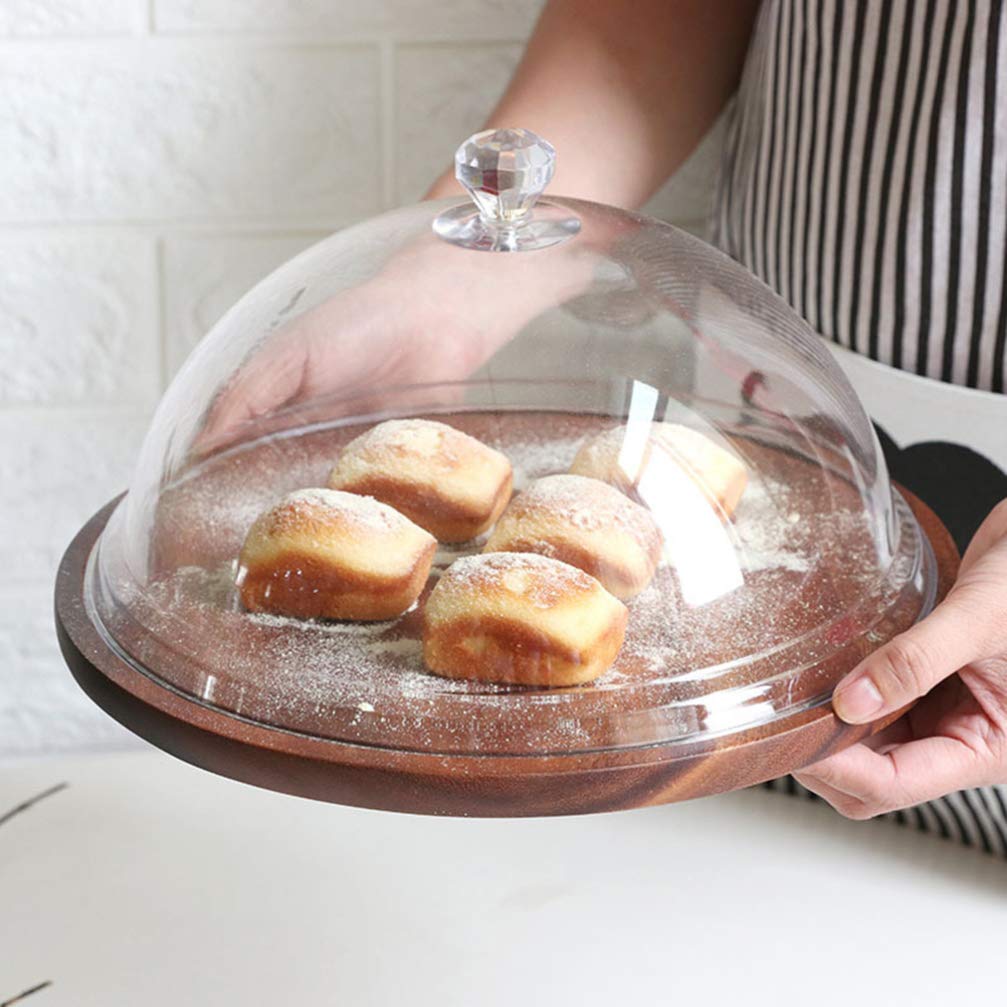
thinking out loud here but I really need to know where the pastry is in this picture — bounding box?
[422,552,627,686]
[238,488,436,620]
[328,418,513,543]
[484,474,662,599]
[569,422,748,517]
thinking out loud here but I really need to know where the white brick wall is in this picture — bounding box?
[1,234,159,405]
[0,0,725,760]
[0,1,144,36]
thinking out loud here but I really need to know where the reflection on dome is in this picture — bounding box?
[638,445,744,607]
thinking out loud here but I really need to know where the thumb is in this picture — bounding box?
[832,590,988,724]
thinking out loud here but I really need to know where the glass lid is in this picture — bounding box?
[86,128,937,758]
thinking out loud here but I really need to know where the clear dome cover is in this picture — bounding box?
[85,130,936,766]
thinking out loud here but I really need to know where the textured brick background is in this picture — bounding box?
[0,0,724,759]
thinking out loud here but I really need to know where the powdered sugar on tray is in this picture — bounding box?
[730,479,811,573]
[247,609,405,635]
[506,430,585,491]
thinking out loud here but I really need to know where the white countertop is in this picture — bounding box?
[1,750,1005,1006]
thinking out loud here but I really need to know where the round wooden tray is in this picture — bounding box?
[54,483,959,818]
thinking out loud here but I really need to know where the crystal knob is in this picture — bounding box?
[433,128,580,252]
[455,128,555,225]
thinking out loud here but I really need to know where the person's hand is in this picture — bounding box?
[196,225,597,456]
[795,499,1007,818]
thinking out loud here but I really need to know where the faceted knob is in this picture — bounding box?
[434,127,578,251]
[455,128,556,225]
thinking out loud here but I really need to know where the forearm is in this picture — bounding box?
[427,0,760,208]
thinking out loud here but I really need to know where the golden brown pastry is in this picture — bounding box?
[484,474,662,600]
[423,552,627,687]
[328,419,513,543]
[569,422,748,518]
[238,488,436,621]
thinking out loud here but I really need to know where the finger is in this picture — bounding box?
[832,593,992,725]
[860,713,915,753]
[958,497,1007,574]
[795,741,884,804]
[796,735,982,818]
[791,770,872,818]
[194,338,309,455]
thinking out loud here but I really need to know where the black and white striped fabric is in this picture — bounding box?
[712,0,1007,855]
[763,775,1007,856]
[713,0,1007,392]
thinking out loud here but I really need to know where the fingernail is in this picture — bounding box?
[833,675,883,724]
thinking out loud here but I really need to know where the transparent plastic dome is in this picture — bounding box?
[85,129,936,765]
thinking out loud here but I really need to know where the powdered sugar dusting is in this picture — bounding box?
[278,487,410,532]
[731,479,810,573]
[506,430,584,491]
[333,419,465,480]
[506,473,657,540]
[438,551,598,608]
[349,418,457,456]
